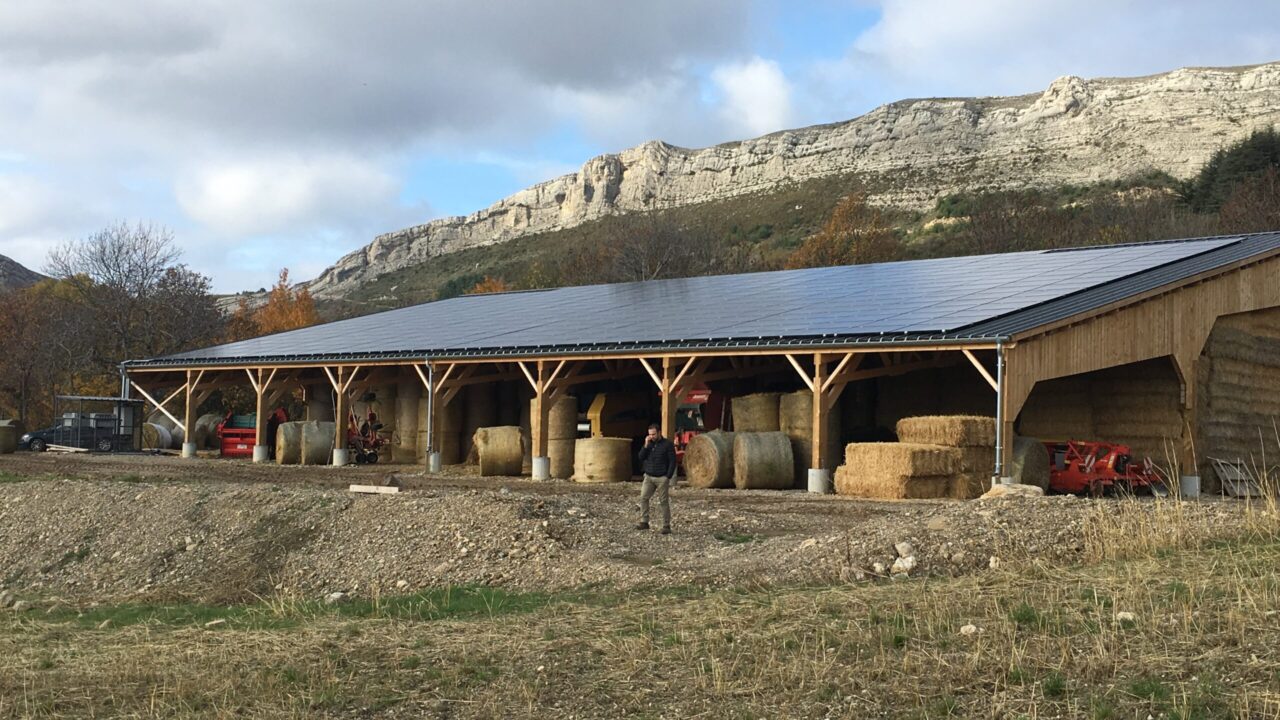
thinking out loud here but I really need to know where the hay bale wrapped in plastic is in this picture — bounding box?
[732,393,781,432]
[733,432,794,490]
[572,437,632,483]
[895,416,996,448]
[300,421,336,465]
[1008,436,1050,490]
[843,442,960,477]
[0,426,16,454]
[142,422,171,451]
[474,426,525,476]
[684,430,735,488]
[274,421,303,465]
[834,465,950,499]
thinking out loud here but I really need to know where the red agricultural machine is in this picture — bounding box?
[1042,439,1167,496]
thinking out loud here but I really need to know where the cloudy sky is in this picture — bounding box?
[3,0,1279,292]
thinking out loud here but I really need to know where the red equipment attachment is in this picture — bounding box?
[347,409,388,464]
[1043,440,1165,496]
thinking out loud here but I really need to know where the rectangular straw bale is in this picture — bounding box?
[956,446,996,474]
[894,416,996,447]
[949,473,989,500]
[843,442,960,477]
[834,466,950,499]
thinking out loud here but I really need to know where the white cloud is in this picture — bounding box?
[175,155,400,236]
[711,57,795,139]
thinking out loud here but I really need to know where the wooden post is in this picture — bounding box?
[660,357,677,439]
[334,366,347,462]
[811,353,829,470]
[253,368,267,447]
[181,369,204,458]
[532,360,551,459]
[1172,351,1199,478]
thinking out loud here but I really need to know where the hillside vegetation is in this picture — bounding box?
[320,129,1280,320]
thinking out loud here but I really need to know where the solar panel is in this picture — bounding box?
[131,234,1267,366]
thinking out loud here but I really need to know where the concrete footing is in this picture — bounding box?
[532,456,550,481]
[807,468,831,494]
[181,442,197,459]
[427,451,442,473]
[332,448,349,466]
[252,445,270,463]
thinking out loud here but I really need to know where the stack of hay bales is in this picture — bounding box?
[300,421,336,465]
[1091,362,1181,467]
[394,380,421,464]
[779,391,842,488]
[546,395,577,479]
[835,443,958,499]
[572,437,632,483]
[473,426,525,476]
[731,392,781,432]
[896,416,996,499]
[146,411,184,449]
[422,396,463,465]
[462,384,498,464]
[684,430,735,488]
[0,421,16,454]
[733,432,794,489]
[1198,309,1280,489]
[306,390,335,422]
[275,421,304,465]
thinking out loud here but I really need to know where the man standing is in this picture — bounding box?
[637,423,677,534]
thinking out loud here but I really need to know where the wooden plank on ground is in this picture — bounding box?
[348,484,401,495]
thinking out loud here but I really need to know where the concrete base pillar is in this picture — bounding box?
[332,448,349,466]
[807,468,831,494]
[252,445,270,463]
[427,451,442,473]
[531,456,550,481]
[181,442,198,459]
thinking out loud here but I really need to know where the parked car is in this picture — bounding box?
[20,417,121,452]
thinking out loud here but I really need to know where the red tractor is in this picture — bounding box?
[1043,440,1167,496]
[348,408,389,464]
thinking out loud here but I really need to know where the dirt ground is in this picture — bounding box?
[0,451,1253,605]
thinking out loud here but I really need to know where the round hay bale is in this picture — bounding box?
[193,413,224,450]
[275,422,303,465]
[474,426,524,476]
[395,383,420,457]
[169,424,185,449]
[300,421,336,465]
[895,416,996,447]
[0,426,16,454]
[572,437,632,483]
[684,430,734,488]
[732,393,781,432]
[732,432,794,490]
[549,438,575,479]
[1008,436,1050,490]
[142,422,171,450]
[147,411,176,432]
[547,395,577,440]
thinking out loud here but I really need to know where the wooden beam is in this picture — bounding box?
[432,363,457,394]
[660,357,677,439]
[517,361,536,390]
[413,363,431,389]
[821,352,863,394]
[812,353,829,471]
[963,348,998,392]
[130,381,185,433]
[638,357,662,390]
[786,353,814,392]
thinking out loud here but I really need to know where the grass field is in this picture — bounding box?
[3,493,1279,719]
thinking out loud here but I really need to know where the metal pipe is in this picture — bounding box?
[119,367,130,399]
[993,340,1006,483]
[426,361,435,454]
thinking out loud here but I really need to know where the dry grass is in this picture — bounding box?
[3,534,1279,718]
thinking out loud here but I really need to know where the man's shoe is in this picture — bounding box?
[635,522,650,531]
[660,527,672,535]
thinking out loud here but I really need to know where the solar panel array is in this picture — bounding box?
[135,235,1252,366]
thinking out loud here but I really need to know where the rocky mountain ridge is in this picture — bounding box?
[0,254,43,292]
[308,62,1280,299]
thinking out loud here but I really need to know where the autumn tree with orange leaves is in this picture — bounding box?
[785,192,901,269]
[466,276,512,294]
[226,269,319,341]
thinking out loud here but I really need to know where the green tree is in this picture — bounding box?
[1181,128,1280,213]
